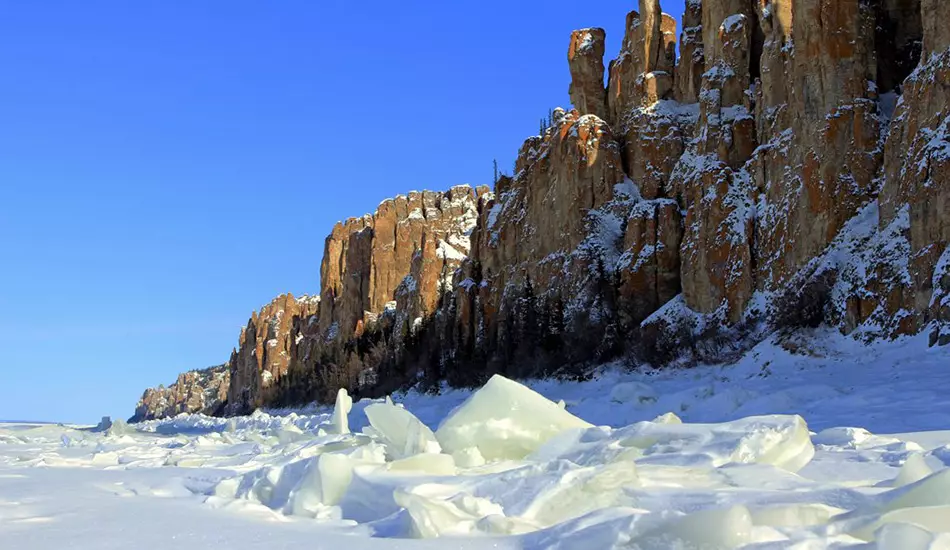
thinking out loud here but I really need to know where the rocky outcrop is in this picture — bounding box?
[675,0,704,104]
[877,0,950,342]
[225,294,320,414]
[607,2,677,125]
[131,365,229,421]
[135,0,949,419]
[569,28,609,120]
[314,187,483,343]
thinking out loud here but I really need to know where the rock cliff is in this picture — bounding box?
[130,364,229,421]
[134,0,948,419]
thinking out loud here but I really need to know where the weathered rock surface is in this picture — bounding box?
[131,365,229,421]
[674,0,704,104]
[568,28,609,120]
[315,187,482,343]
[877,0,950,341]
[607,2,678,126]
[226,294,320,415]
[135,0,950,419]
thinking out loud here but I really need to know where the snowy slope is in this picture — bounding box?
[2,332,950,549]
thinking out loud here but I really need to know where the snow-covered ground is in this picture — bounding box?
[3,330,950,549]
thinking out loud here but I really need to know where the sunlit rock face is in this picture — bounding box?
[135,0,950,419]
[225,294,321,415]
[132,364,230,421]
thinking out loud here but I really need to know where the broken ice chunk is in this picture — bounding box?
[364,402,441,459]
[331,388,353,435]
[435,375,593,461]
[894,454,934,488]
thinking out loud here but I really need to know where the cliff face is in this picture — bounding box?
[134,0,948,419]
[131,365,229,421]
[224,294,320,415]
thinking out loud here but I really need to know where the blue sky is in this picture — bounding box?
[0,1,685,423]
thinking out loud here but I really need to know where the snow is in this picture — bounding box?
[3,333,950,548]
[721,13,747,33]
[436,239,466,261]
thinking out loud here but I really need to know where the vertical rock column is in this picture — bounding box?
[568,28,609,120]
[880,0,950,340]
[675,0,705,104]
[678,1,758,322]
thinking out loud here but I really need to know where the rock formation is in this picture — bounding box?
[134,0,949,420]
[224,294,320,414]
[131,364,229,421]
[569,28,609,120]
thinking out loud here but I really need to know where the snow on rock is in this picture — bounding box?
[434,375,593,461]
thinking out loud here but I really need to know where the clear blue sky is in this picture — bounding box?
[0,1,685,423]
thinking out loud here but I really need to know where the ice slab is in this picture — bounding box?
[533,415,815,472]
[634,506,754,549]
[894,454,934,487]
[435,375,593,461]
[364,402,441,459]
[874,522,950,549]
[331,389,353,435]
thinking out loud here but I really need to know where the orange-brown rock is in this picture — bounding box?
[676,7,758,321]
[753,0,884,294]
[618,199,683,325]
[607,2,678,125]
[674,0,705,104]
[754,0,793,140]
[132,365,230,421]
[392,186,490,348]
[568,28,609,120]
[225,294,320,414]
[622,102,696,200]
[133,0,950,420]
[475,110,625,299]
[316,188,482,343]
[878,0,950,339]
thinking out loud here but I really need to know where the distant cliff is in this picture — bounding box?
[134,0,949,420]
[131,364,229,421]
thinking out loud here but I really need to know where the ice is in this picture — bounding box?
[852,506,950,541]
[4,332,950,548]
[874,522,950,549]
[394,486,507,538]
[610,381,657,404]
[331,388,353,434]
[452,447,486,468]
[387,453,456,475]
[651,412,682,424]
[105,417,136,437]
[520,461,640,526]
[364,401,441,458]
[883,469,950,512]
[749,503,845,528]
[634,506,754,549]
[814,426,874,447]
[288,452,363,515]
[894,453,934,487]
[435,375,593,461]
